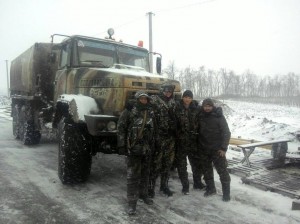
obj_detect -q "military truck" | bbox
[10,29,181,184]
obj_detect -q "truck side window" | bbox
[59,44,70,69]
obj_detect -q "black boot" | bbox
[182,181,190,195]
[160,186,174,196]
[222,182,231,202]
[139,196,154,205]
[182,187,189,195]
[193,173,206,190]
[127,202,137,215]
[204,180,217,197]
[148,189,155,198]
[160,174,174,197]
[193,182,206,190]
[148,178,156,198]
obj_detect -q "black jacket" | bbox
[175,100,200,140]
[198,106,231,152]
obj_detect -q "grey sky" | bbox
[1,0,300,94]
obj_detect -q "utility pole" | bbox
[5,60,9,97]
[147,12,154,73]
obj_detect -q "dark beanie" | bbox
[182,90,193,98]
[202,98,214,106]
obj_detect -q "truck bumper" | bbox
[84,114,118,136]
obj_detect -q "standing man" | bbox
[117,91,155,215]
[149,82,177,197]
[198,98,231,201]
[175,90,206,195]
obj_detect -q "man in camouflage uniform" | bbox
[198,98,231,201]
[175,90,205,195]
[149,82,177,197]
[117,91,155,215]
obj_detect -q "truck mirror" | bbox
[156,57,161,74]
[48,52,57,63]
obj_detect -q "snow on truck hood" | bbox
[94,65,166,78]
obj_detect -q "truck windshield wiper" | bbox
[80,60,109,68]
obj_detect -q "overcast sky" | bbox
[1,0,300,95]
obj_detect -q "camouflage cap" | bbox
[160,82,175,92]
[135,90,150,99]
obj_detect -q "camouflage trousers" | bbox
[149,136,175,190]
[176,139,204,190]
[202,150,231,185]
[127,153,151,204]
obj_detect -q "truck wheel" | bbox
[16,105,41,145]
[12,104,20,139]
[22,122,41,145]
[58,117,92,184]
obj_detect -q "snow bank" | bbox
[225,100,300,152]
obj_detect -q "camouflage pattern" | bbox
[54,67,181,116]
[10,43,57,101]
[149,93,177,192]
[11,36,181,127]
[10,33,182,185]
[117,100,155,204]
[198,106,231,186]
[10,35,181,146]
[174,100,204,190]
[52,35,181,115]
[126,154,151,204]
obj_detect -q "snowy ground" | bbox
[0,97,300,223]
[224,99,300,152]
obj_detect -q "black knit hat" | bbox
[182,90,193,99]
[202,98,214,106]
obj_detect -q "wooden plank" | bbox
[229,138,274,149]
[238,139,290,149]
[228,157,300,199]
[241,170,300,199]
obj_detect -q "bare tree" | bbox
[219,68,235,96]
[163,60,178,80]
[163,61,300,102]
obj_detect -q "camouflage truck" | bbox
[10,29,181,184]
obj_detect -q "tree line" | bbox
[163,61,300,106]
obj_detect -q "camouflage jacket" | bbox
[175,100,200,140]
[117,103,155,151]
[150,94,176,137]
[198,106,231,152]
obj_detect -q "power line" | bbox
[92,14,145,37]
[93,0,216,37]
[156,0,217,14]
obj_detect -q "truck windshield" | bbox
[76,39,149,71]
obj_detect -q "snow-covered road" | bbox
[0,103,300,223]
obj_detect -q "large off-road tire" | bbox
[58,117,92,184]
[22,121,41,145]
[12,104,20,139]
[18,105,41,145]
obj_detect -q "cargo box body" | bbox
[10,43,55,102]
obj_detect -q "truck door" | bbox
[54,42,72,102]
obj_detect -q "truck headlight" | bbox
[107,121,116,131]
